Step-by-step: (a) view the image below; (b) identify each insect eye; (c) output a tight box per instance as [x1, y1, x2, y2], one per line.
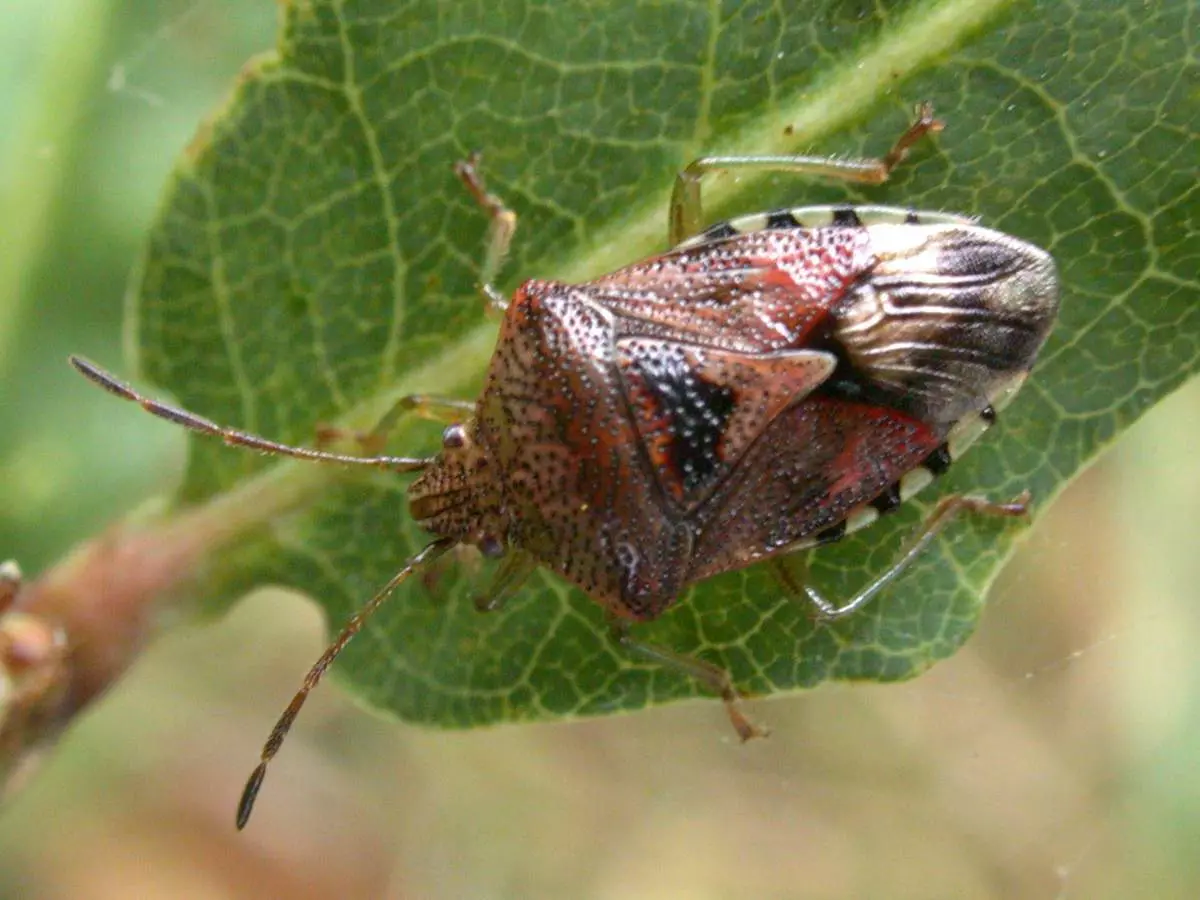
[479, 535, 505, 559]
[442, 424, 467, 449]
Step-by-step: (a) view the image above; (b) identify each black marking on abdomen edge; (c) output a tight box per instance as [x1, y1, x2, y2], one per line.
[922, 444, 953, 476]
[766, 209, 803, 230]
[814, 520, 847, 545]
[831, 206, 862, 227]
[699, 221, 738, 241]
[870, 483, 903, 515]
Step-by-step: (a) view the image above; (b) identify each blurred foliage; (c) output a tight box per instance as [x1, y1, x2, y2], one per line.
[1, 1, 1198, 898]
[0, 0, 277, 570]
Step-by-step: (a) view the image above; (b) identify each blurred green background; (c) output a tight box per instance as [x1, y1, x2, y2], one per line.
[2, 2, 1199, 897]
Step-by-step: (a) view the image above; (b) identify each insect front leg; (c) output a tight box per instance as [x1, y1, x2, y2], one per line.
[473, 550, 537, 613]
[776, 491, 1031, 622]
[455, 152, 518, 314]
[669, 102, 943, 244]
[610, 621, 769, 741]
[316, 394, 475, 454]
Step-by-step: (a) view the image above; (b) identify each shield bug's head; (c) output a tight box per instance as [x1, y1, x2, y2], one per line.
[408, 420, 508, 554]
[836, 222, 1059, 426]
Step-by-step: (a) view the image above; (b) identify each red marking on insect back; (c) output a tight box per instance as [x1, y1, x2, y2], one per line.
[587, 228, 874, 351]
[687, 395, 941, 581]
[616, 339, 835, 508]
[818, 400, 938, 500]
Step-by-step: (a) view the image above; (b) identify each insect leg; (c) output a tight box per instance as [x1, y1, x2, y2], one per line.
[669, 102, 943, 244]
[767, 553, 817, 608]
[394, 395, 476, 422]
[316, 394, 475, 453]
[454, 153, 518, 314]
[473, 550, 537, 613]
[69, 356, 432, 474]
[610, 622, 769, 742]
[236, 536, 457, 829]
[797, 491, 1032, 622]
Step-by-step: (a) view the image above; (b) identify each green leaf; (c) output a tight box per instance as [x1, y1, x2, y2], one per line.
[127, 0, 1197, 728]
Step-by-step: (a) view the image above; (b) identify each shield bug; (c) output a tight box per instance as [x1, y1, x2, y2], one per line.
[70, 103, 1059, 829]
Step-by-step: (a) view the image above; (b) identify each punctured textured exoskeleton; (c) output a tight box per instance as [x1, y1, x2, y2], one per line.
[70, 103, 1059, 829]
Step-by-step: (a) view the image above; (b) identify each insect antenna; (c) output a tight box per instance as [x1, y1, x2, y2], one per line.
[68, 356, 432, 473]
[236, 536, 458, 829]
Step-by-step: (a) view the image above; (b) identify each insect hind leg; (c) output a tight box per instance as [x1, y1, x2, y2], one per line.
[668, 102, 943, 245]
[773, 491, 1031, 622]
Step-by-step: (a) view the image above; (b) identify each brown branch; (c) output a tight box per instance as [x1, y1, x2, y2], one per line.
[0, 518, 213, 795]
